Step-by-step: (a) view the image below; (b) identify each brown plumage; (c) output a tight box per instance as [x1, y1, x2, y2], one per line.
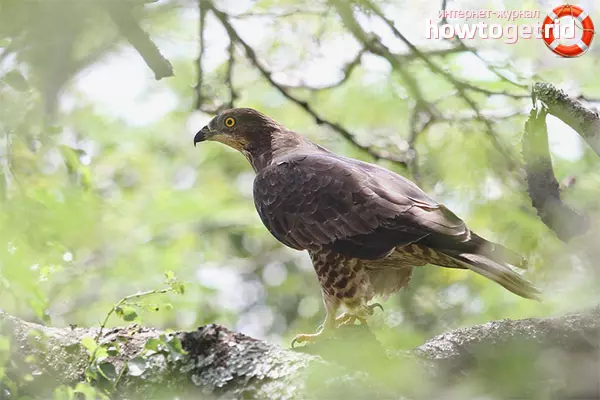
[194, 108, 539, 345]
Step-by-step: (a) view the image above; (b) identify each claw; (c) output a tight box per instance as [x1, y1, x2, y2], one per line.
[368, 302, 384, 313]
[291, 336, 302, 348]
[291, 329, 329, 348]
[291, 303, 382, 347]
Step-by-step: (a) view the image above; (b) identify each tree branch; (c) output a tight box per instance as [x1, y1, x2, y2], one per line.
[208, 2, 411, 167]
[2, 307, 599, 398]
[533, 82, 600, 156]
[523, 100, 589, 242]
[103, 2, 173, 80]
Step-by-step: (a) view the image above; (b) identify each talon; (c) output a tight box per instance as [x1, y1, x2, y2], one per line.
[291, 334, 312, 348]
[291, 336, 303, 348]
[368, 302, 384, 313]
[290, 325, 331, 348]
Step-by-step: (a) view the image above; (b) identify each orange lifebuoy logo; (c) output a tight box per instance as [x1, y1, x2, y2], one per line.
[542, 4, 595, 57]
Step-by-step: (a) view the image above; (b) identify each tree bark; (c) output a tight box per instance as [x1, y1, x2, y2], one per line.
[1, 307, 599, 399]
[522, 82, 598, 242]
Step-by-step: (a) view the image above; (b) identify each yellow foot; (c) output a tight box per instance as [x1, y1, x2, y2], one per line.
[335, 303, 384, 327]
[335, 313, 367, 327]
[291, 328, 332, 348]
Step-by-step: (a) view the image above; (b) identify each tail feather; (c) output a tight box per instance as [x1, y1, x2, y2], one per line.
[446, 251, 540, 300]
[469, 232, 528, 270]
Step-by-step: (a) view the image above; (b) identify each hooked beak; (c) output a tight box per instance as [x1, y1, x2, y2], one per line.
[194, 125, 213, 147]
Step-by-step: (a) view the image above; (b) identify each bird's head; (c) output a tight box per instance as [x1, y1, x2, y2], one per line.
[194, 108, 281, 152]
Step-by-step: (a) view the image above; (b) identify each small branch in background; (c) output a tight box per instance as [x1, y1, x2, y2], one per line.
[279, 47, 367, 91]
[534, 82, 600, 156]
[231, 8, 329, 19]
[407, 106, 432, 184]
[522, 102, 589, 242]
[330, 0, 428, 108]
[453, 39, 529, 91]
[439, 0, 449, 25]
[208, 2, 411, 167]
[103, 2, 173, 80]
[361, 0, 522, 172]
[195, 0, 208, 109]
[225, 40, 238, 109]
[436, 0, 529, 92]
[281, 47, 469, 92]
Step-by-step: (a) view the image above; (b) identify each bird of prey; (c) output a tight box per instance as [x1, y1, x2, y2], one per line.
[194, 108, 539, 346]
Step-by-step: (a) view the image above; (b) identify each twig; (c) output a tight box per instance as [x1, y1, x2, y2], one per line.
[360, 0, 521, 171]
[195, 0, 208, 109]
[281, 47, 470, 91]
[436, 0, 529, 93]
[439, 0, 449, 25]
[330, 0, 428, 107]
[278, 47, 365, 91]
[88, 287, 173, 373]
[103, 2, 173, 80]
[231, 9, 328, 19]
[209, 3, 410, 167]
[453, 39, 529, 91]
[225, 39, 238, 109]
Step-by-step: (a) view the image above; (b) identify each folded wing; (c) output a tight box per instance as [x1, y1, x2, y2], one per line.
[253, 152, 468, 259]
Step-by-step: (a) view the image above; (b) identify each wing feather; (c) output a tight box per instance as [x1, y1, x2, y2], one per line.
[253, 152, 468, 259]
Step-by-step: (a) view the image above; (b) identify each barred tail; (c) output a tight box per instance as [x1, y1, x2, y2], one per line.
[446, 251, 540, 300]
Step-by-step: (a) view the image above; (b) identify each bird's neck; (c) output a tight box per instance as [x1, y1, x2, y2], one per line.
[243, 130, 317, 172]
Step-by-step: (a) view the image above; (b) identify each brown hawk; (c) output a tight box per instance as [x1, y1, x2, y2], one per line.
[194, 108, 539, 346]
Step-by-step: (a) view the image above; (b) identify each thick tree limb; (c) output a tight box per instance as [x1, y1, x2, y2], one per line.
[523, 84, 594, 242]
[2, 307, 599, 398]
[534, 82, 600, 156]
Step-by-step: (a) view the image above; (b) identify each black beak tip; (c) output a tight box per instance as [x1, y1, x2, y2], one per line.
[194, 127, 208, 147]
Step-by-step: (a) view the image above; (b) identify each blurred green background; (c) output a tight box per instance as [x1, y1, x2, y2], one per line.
[0, 0, 598, 368]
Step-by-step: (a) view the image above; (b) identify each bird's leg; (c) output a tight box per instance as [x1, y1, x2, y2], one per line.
[291, 298, 339, 348]
[335, 313, 366, 327]
[335, 302, 384, 327]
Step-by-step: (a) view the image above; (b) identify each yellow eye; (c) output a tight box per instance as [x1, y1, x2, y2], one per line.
[224, 117, 236, 128]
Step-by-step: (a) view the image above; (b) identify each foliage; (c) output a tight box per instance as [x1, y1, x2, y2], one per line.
[80, 272, 185, 396]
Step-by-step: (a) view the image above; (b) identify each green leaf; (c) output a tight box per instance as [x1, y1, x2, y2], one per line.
[164, 270, 175, 281]
[2, 70, 29, 91]
[106, 344, 120, 356]
[144, 337, 164, 352]
[115, 306, 138, 322]
[80, 337, 98, 354]
[58, 145, 92, 189]
[171, 282, 185, 295]
[166, 337, 187, 361]
[95, 346, 109, 363]
[84, 364, 98, 381]
[98, 362, 118, 382]
[127, 356, 147, 377]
